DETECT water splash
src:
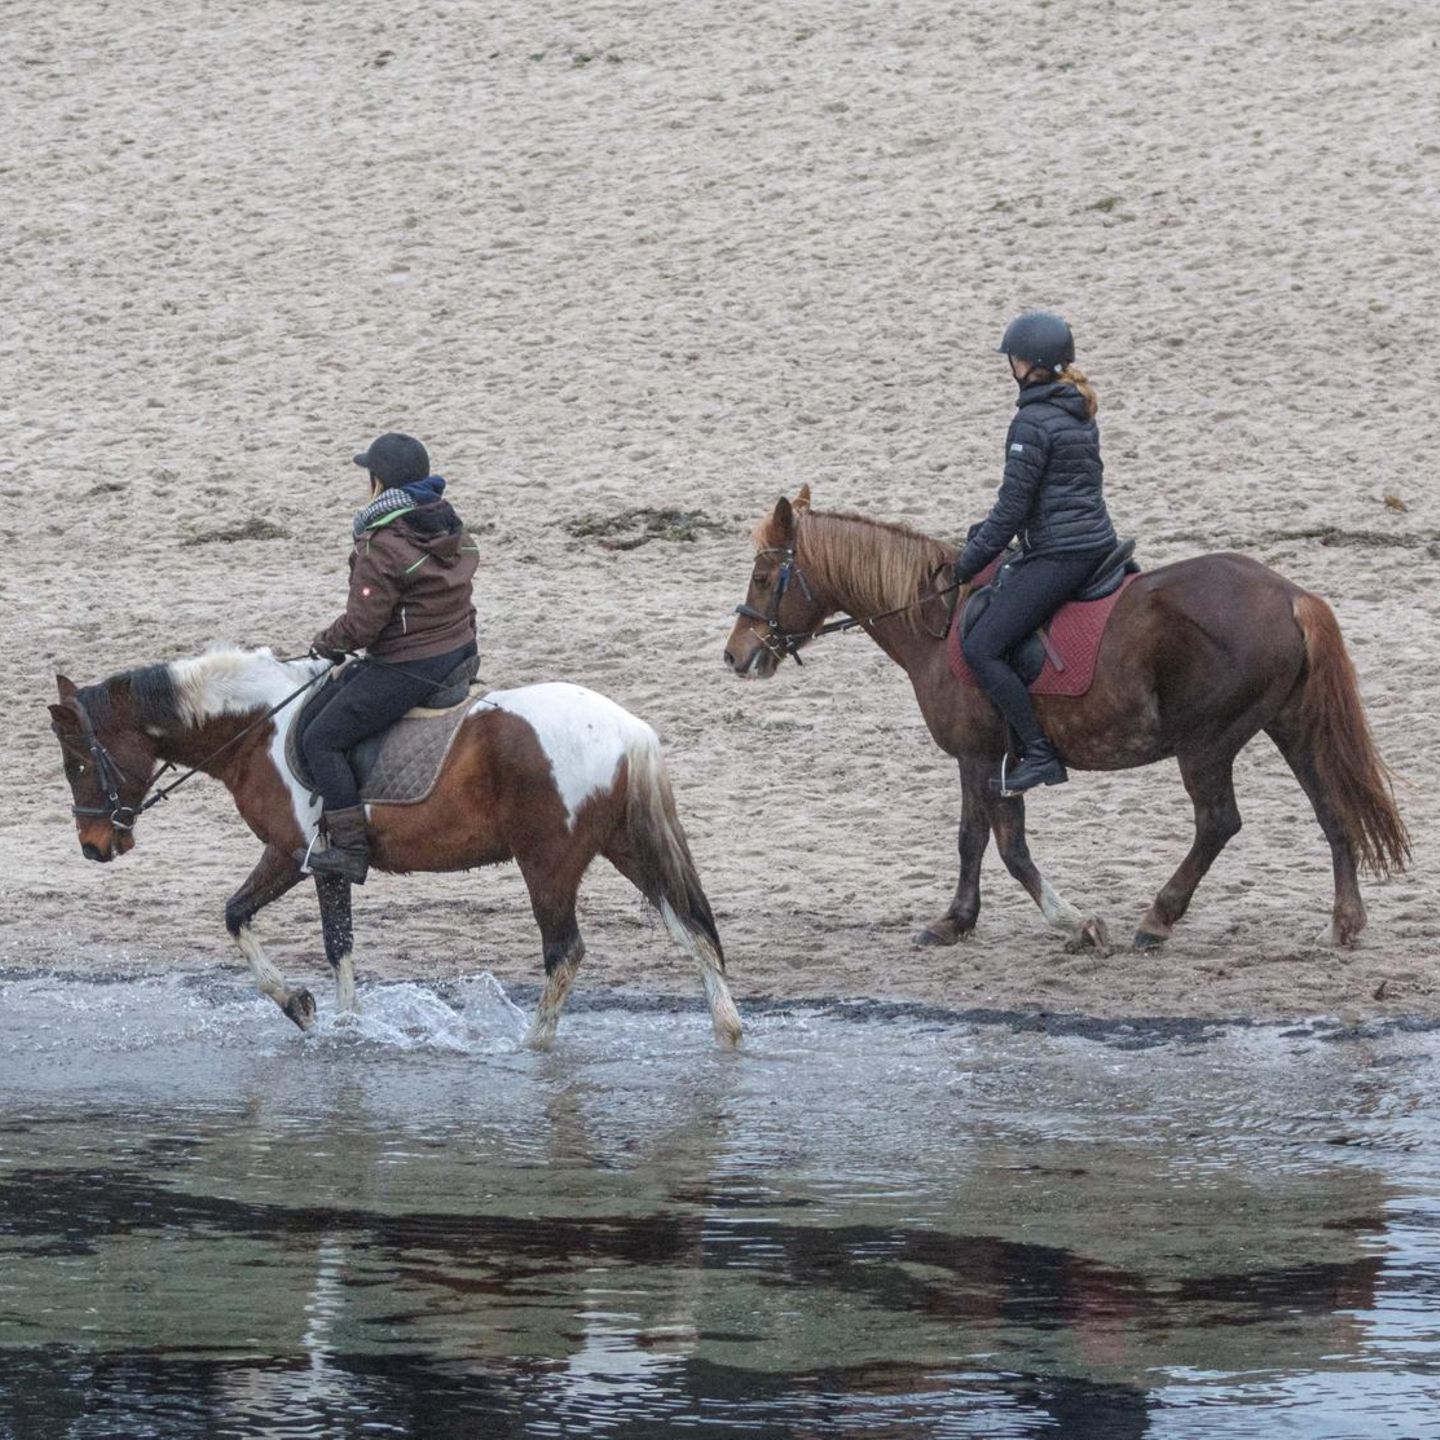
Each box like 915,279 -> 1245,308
310,974 -> 529,1054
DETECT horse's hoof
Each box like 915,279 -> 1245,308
283,988 -> 317,1031
914,920 -> 965,948
714,1024 -> 743,1051
1065,917 -> 1113,957
524,1025 -> 556,1052
1132,929 -> 1167,952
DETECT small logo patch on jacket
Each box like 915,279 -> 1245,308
1009,442 -> 1025,454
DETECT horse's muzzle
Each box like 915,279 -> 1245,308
78,827 -> 133,862
724,647 -> 776,679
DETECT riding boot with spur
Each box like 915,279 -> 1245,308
308,805 -> 371,884
997,736 -> 1069,796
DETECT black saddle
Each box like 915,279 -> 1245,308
288,651 -> 482,794
960,540 -> 1140,686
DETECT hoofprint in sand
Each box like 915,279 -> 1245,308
5,0 -> 1436,1023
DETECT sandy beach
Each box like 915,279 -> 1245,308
4,0 -> 1436,1026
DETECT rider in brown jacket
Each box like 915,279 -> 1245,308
304,433 -> 480,882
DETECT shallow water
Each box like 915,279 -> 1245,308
1,975 -> 1437,1439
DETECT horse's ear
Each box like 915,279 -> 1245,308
794,483 -> 812,513
772,495 -> 795,541
56,674 -> 77,701
48,702 -> 78,730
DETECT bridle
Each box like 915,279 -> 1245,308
63,693 -> 154,831
734,546 -> 819,664
58,667 -> 333,832
734,545 -> 962,665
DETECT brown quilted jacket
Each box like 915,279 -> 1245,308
315,503 -> 479,661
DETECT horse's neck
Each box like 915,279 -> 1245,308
153,709 -> 271,781
798,517 -> 945,674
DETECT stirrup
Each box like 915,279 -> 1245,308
993,752 -> 1020,799
993,745 -> 1068,797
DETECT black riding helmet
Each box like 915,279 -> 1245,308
997,312 -> 1075,373
353,432 -> 430,488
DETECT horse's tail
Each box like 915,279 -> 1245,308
619,731 -> 741,1044
1291,592 -> 1409,877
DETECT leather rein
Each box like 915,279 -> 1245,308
735,545 -> 962,665
61,667 -> 332,831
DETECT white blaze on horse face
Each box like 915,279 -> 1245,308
479,683 -> 656,827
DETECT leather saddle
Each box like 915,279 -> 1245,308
286,652 -> 484,804
959,540 -> 1140,686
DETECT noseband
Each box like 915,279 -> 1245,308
734,546 -> 817,665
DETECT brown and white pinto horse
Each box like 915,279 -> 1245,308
724,487 -> 1408,953
48,649 -> 741,1048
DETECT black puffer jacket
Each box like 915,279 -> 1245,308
956,381 -> 1117,579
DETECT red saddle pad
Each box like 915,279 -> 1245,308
947,563 -> 1138,698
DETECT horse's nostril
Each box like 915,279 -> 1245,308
723,650 -> 736,669
82,842 -> 103,862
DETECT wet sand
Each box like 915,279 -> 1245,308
4,0 -> 1436,1023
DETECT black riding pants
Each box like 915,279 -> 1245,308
301,642 -> 477,811
961,552 -> 1104,748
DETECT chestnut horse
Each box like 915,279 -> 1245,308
48,648 -> 741,1048
724,487 -> 1408,953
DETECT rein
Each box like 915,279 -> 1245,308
736,545 -> 962,664
66,666 -> 333,830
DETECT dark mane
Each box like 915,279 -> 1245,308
77,664 -> 181,732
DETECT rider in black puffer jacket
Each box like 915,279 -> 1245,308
954,312 -> 1118,795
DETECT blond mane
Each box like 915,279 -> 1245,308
779,507 -> 953,629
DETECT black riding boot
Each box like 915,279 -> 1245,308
998,737 -> 1069,795
307,805 -> 370,884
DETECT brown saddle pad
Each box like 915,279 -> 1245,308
285,684 -> 486,806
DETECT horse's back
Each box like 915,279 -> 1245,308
1124,551 -> 1306,640
472,682 -> 659,822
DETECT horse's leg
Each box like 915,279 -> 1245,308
313,874 -> 360,1015
1133,751 -> 1243,951
984,790 -> 1110,952
224,843 -> 315,1030
520,868 -> 586,1052
603,833 -> 743,1049
916,760 -> 991,947
1266,724 -> 1367,946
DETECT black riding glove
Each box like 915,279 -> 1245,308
952,561 -> 974,588
309,637 -> 348,663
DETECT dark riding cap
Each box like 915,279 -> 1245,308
997,312 -> 1075,373
353,432 -> 430,487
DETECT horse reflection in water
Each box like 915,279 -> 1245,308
47,648 -> 741,1048
725,487 -> 1408,954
